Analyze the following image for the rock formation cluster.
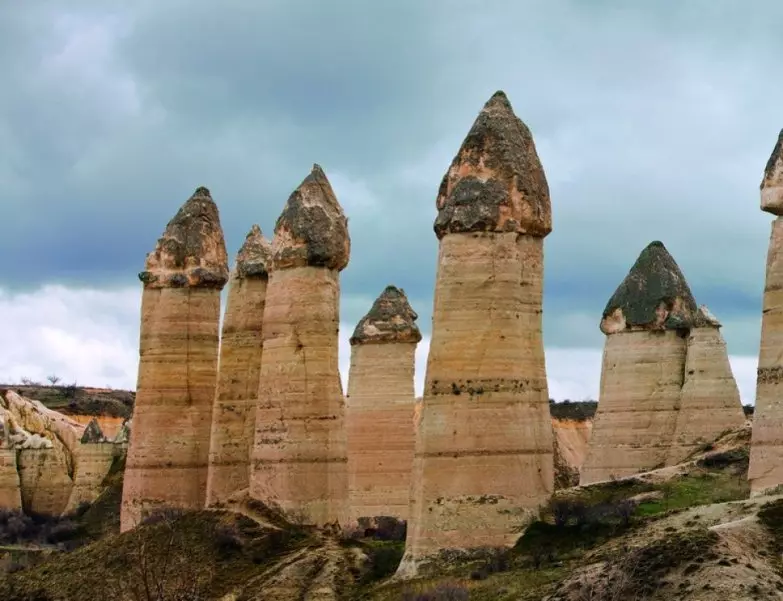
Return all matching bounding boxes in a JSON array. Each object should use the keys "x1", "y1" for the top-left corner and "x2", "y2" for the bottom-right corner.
[
  {"x1": 398, "y1": 91, "x2": 554, "y2": 577},
  {"x1": 121, "y1": 187, "x2": 229, "y2": 531},
  {"x1": 0, "y1": 390, "x2": 124, "y2": 516},
  {"x1": 206, "y1": 225, "x2": 272, "y2": 506},
  {"x1": 250, "y1": 165, "x2": 350, "y2": 526},
  {"x1": 581, "y1": 242, "x2": 744, "y2": 485},
  {"x1": 750, "y1": 130, "x2": 783, "y2": 496},
  {"x1": 346, "y1": 286, "x2": 421, "y2": 522}
]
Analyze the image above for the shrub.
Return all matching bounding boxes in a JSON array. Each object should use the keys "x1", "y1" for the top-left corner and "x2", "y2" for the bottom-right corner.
[
  {"x1": 214, "y1": 523, "x2": 244, "y2": 558},
  {"x1": 402, "y1": 582, "x2": 470, "y2": 601}
]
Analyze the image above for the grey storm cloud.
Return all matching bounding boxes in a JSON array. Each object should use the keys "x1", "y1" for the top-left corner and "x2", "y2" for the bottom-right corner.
[{"x1": 1, "y1": 0, "x2": 782, "y2": 356}]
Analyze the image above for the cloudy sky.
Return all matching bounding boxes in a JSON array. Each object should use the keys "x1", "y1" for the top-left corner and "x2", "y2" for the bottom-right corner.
[{"x1": 0, "y1": 1, "x2": 778, "y2": 402}]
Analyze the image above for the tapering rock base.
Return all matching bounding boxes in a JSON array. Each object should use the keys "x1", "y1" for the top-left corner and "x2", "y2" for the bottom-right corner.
[
  {"x1": 0, "y1": 449, "x2": 22, "y2": 510},
  {"x1": 251, "y1": 266, "x2": 347, "y2": 525},
  {"x1": 65, "y1": 442, "x2": 117, "y2": 513},
  {"x1": 398, "y1": 232, "x2": 553, "y2": 577},
  {"x1": 121, "y1": 287, "x2": 222, "y2": 531},
  {"x1": 18, "y1": 449, "x2": 74, "y2": 516}
]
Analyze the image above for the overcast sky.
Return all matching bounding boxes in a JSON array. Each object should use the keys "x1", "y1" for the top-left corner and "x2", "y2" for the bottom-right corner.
[{"x1": 1, "y1": 1, "x2": 778, "y2": 402}]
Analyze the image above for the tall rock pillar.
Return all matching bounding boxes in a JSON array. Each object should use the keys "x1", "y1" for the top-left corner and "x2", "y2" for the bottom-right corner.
[
  {"x1": 121, "y1": 187, "x2": 228, "y2": 531},
  {"x1": 206, "y1": 225, "x2": 272, "y2": 506},
  {"x1": 250, "y1": 165, "x2": 350, "y2": 526},
  {"x1": 346, "y1": 285, "x2": 421, "y2": 523},
  {"x1": 398, "y1": 91, "x2": 554, "y2": 578},
  {"x1": 580, "y1": 241, "x2": 698, "y2": 485},
  {"x1": 750, "y1": 130, "x2": 783, "y2": 495}
]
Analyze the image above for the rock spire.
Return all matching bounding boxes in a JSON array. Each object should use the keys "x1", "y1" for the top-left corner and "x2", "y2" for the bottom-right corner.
[
  {"x1": 206, "y1": 225, "x2": 272, "y2": 506},
  {"x1": 346, "y1": 286, "x2": 421, "y2": 522},
  {"x1": 251, "y1": 165, "x2": 350, "y2": 526},
  {"x1": 398, "y1": 91, "x2": 554, "y2": 578},
  {"x1": 121, "y1": 187, "x2": 228, "y2": 531}
]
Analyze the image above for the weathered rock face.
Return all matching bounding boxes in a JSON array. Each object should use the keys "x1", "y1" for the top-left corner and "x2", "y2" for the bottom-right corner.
[
  {"x1": 750, "y1": 133, "x2": 783, "y2": 495},
  {"x1": 399, "y1": 92, "x2": 554, "y2": 578},
  {"x1": 0, "y1": 416, "x2": 21, "y2": 510},
  {"x1": 251, "y1": 165, "x2": 350, "y2": 526},
  {"x1": 552, "y1": 417, "x2": 593, "y2": 489},
  {"x1": 666, "y1": 307, "x2": 745, "y2": 464},
  {"x1": 346, "y1": 286, "x2": 421, "y2": 522},
  {"x1": 582, "y1": 243, "x2": 743, "y2": 485},
  {"x1": 206, "y1": 225, "x2": 272, "y2": 506},
  {"x1": 64, "y1": 420, "x2": 117, "y2": 513},
  {"x1": 121, "y1": 187, "x2": 228, "y2": 531}
]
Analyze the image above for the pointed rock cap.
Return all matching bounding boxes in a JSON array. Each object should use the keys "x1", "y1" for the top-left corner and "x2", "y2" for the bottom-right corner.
[
  {"x1": 434, "y1": 91, "x2": 551, "y2": 240},
  {"x1": 272, "y1": 164, "x2": 350, "y2": 271},
  {"x1": 762, "y1": 129, "x2": 783, "y2": 215},
  {"x1": 600, "y1": 241, "x2": 698, "y2": 335},
  {"x1": 139, "y1": 186, "x2": 229, "y2": 289},
  {"x1": 350, "y1": 285, "x2": 422, "y2": 345},
  {"x1": 80, "y1": 418, "x2": 105, "y2": 444},
  {"x1": 693, "y1": 304, "x2": 722, "y2": 328},
  {"x1": 235, "y1": 224, "x2": 272, "y2": 279}
]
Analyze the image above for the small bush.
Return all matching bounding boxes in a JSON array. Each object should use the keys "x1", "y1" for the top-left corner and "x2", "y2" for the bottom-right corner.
[
  {"x1": 214, "y1": 523, "x2": 244, "y2": 558},
  {"x1": 402, "y1": 582, "x2": 470, "y2": 601}
]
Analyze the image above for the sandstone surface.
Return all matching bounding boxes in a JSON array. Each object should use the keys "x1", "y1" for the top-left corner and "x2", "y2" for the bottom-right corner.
[
  {"x1": 251, "y1": 165, "x2": 350, "y2": 526},
  {"x1": 121, "y1": 187, "x2": 229, "y2": 531},
  {"x1": 666, "y1": 306, "x2": 745, "y2": 464},
  {"x1": 64, "y1": 420, "x2": 117, "y2": 512},
  {"x1": 0, "y1": 448, "x2": 21, "y2": 510},
  {"x1": 206, "y1": 225, "x2": 272, "y2": 506},
  {"x1": 346, "y1": 285, "x2": 421, "y2": 522},
  {"x1": 399, "y1": 91, "x2": 554, "y2": 578},
  {"x1": 750, "y1": 133, "x2": 783, "y2": 495}
]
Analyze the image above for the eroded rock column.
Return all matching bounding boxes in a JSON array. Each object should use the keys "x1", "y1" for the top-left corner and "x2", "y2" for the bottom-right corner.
[
  {"x1": 750, "y1": 130, "x2": 783, "y2": 495},
  {"x1": 346, "y1": 286, "x2": 421, "y2": 522},
  {"x1": 251, "y1": 165, "x2": 350, "y2": 526},
  {"x1": 580, "y1": 241, "x2": 698, "y2": 485},
  {"x1": 121, "y1": 187, "x2": 228, "y2": 531},
  {"x1": 64, "y1": 419, "x2": 117, "y2": 513},
  {"x1": 398, "y1": 91, "x2": 554, "y2": 578},
  {"x1": 206, "y1": 225, "x2": 272, "y2": 506},
  {"x1": 666, "y1": 306, "x2": 745, "y2": 465}
]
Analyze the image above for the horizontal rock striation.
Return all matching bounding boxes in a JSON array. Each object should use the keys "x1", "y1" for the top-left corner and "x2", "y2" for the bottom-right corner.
[
  {"x1": 65, "y1": 420, "x2": 117, "y2": 513},
  {"x1": 251, "y1": 165, "x2": 350, "y2": 526},
  {"x1": 346, "y1": 286, "x2": 421, "y2": 522},
  {"x1": 206, "y1": 225, "x2": 272, "y2": 506},
  {"x1": 122, "y1": 187, "x2": 228, "y2": 531},
  {"x1": 399, "y1": 92, "x2": 554, "y2": 578}
]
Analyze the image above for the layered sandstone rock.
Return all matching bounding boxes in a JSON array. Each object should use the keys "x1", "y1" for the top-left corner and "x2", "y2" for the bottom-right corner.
[
  {"x1": 552, "y1": 417, "x2": 594, "y2": 488},
  {"x1": 580, "y1": 242, "x2": 699, "y2": 485},
  {"x1": 121, "y1": 187, "x2": 229, "y2": 531},
  {"x1": 666, "y1": 306, "x2": 745, "y2": 464},
  {"x1": 0, "y1": 412, "x2": 21, "y2": 510},
  {"x1": 346, "y1": 286, "x2": 421, "y2": 522},
  {"x1": 750, "y1": 131, "x2": 783, "y2": 495},
  {"x1": 64, "y1": 420, "x2": 117, "y2": 512},
  {"x1": 251, "y1": 165, "x2": 350, "y2": 526},
  {"x1": 206, "y1": 225, "x2": 272, "y2": 506},
  {"x1": 399, "y1": 91, "x2": 554, "y2": 578}
]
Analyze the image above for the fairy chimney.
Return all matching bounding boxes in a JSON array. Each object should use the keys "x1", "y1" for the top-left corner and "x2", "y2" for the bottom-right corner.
[
  {"x1": 206, "y1": 225, "x2": 272, "y2": 506},
  {"x1": 750, "y1": 131, "x2": 783, "y2": 495},
  {"x1": 397, "y1": 91, "x2": 554, "y2": 578},
  {"x1": 580, "y1": 241, "x2": 698, "y2": 485},
  {"x1": 346, "y1": 285, "x2": 421, "y2": 522},
  {"x1": 250, "y1": 165, "x2": 350, "y2": 526},
  {"x1": 121, "y1": 186, "x2": 228, "y2": 531},
  {"x1": 666, "y1": 306, "x2": 745, "y2": 464}
]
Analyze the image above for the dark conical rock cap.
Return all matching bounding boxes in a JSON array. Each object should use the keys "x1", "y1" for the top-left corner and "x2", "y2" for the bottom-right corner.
[
  {"x1": 272, "y1": 164, "x2": 350, "y2": 271},
  {"x1": 761, "y1": 129, "x2": 783, "y2": 215},
  {"x1": 139, "y1": 186, "x2": 229, "y2": 289},
  {"x1": 600, "y1": 241, "x2": 698, "y2": 335},
  {"x1": 80, "y1": 418, "x2": 105, "y2": 444},
  {"x1": 434, "y1": 90, "x2": 551, "y2": 239},
  {"x1": 235, "y1": 224, "x2": 272, "y2": 279},
  {"x1": 350, "y1": 285, "x2": 422, "y2": 345},
  {"x1": 693, "y1": 304, "x2": 722, "y2": 329}
]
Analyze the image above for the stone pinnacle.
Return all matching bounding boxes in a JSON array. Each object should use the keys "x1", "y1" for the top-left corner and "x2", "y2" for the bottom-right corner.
[
  {"x1": 350, "y1": 285, "x2": 422, "y2": 345},
  {"x1": 761, "y1": 129, "x2": 783, "y2": 215},
  {"x1": 80, "y1": 418, "x2": 105, "y2": 444},
  {"x1": 235, "y1": 224, "x2": 272, "y2": 279},
  {"x1": 600, "y1": 241, "x2": 698, "y2": 335},
  {"x1": 693, "y1": 305, "x2": 722, "y2": 328},
  {"x1": 272, "y1": 164, "x2": 351, "y2": 271},
  {"x1": 434, "y1": 90, "x2": 551, "y2": 239},
  {"x1": 139, "y1": 186, "x2": 229, "y2": 289}
]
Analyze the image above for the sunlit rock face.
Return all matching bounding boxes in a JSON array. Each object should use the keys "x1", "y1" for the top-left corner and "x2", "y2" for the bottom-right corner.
[
  {"x1": 398, "y1": 91, "x2": 554, "y2": 578},
  {"x1": 206, "y1": 225, "x2": 272, "y2": 507},
  {"x1": 346, "y1": 286, "x2": 421, "y2": 523},
  {"x1": 751, "y1": 130, "x2": 783, "y2": 496},
  {"x1": 121, "y1": 187, "x2": 228, "y2": 531},
  {"x1": 250, "y1": 165, "x2": 350, "y2": 526}
]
